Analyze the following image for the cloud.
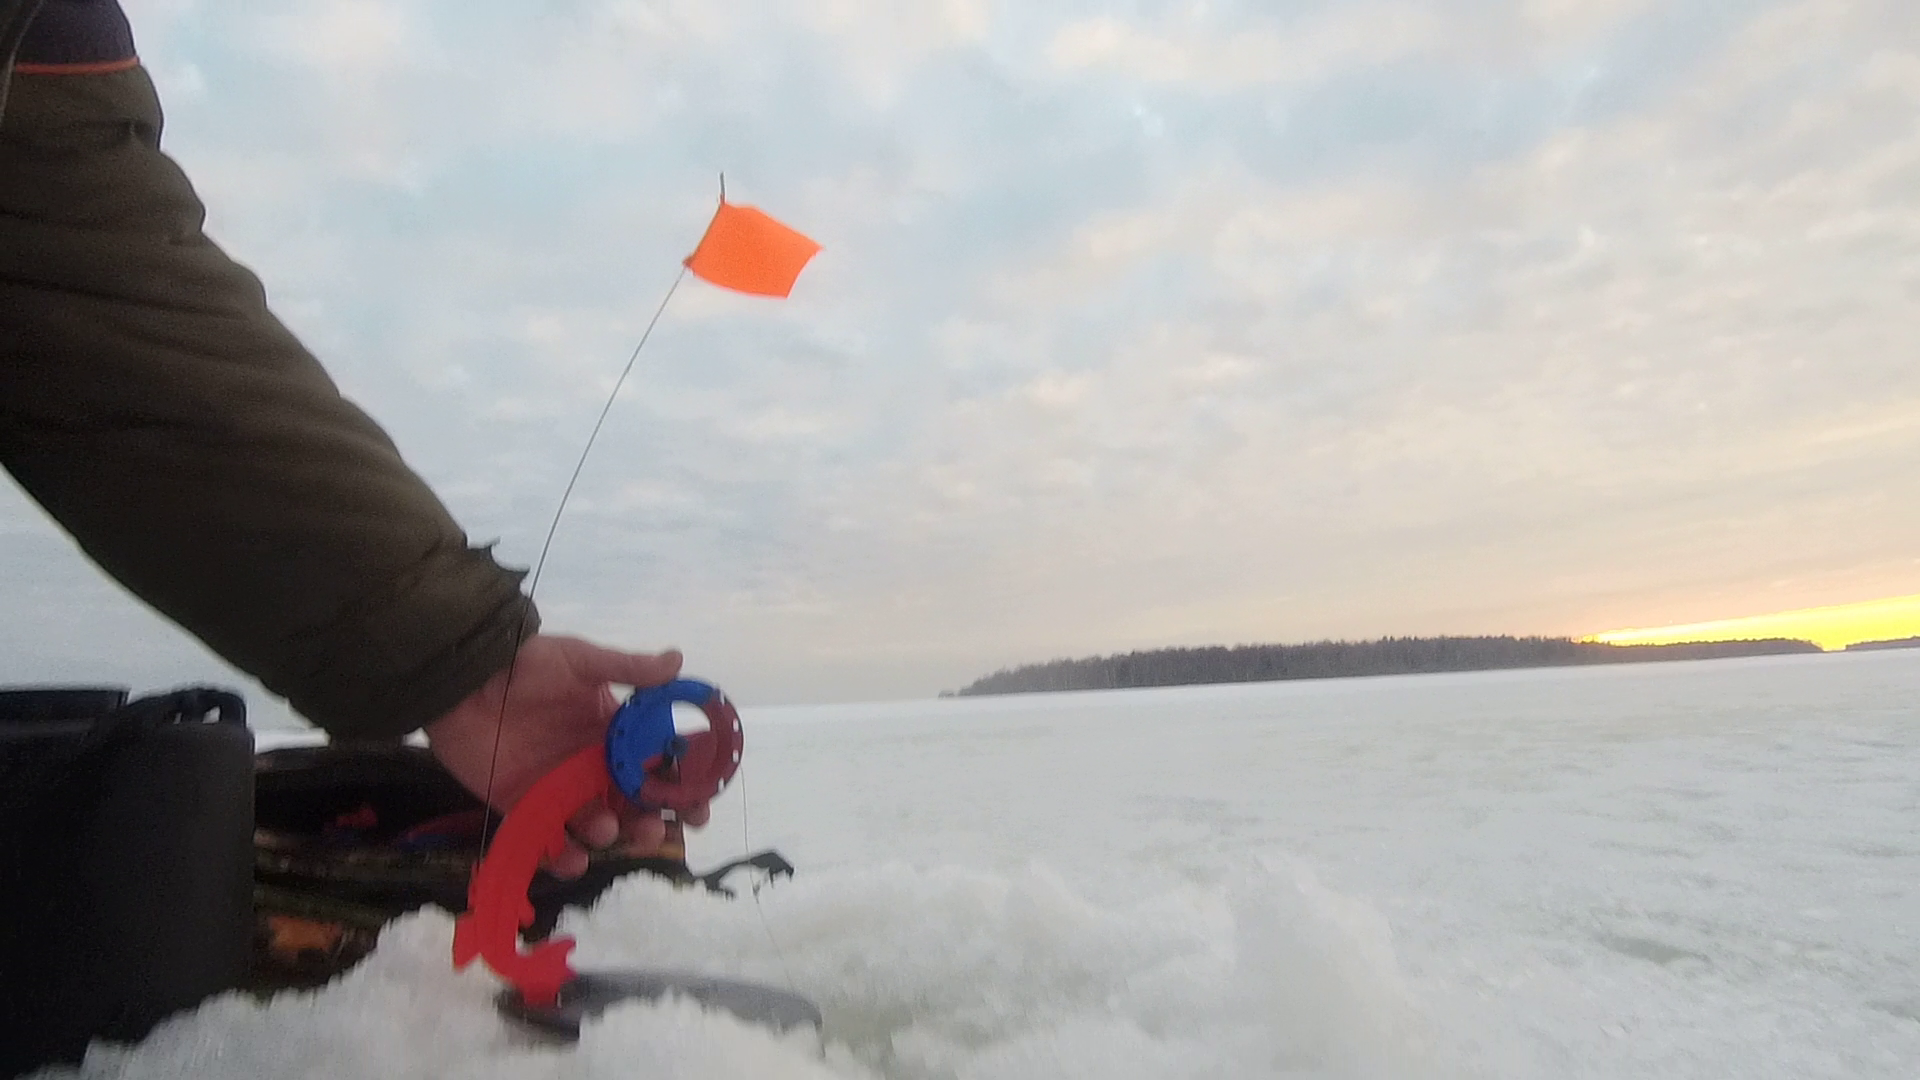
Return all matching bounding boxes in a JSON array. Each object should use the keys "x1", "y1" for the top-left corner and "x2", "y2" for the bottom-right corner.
[
  {"x1": 251, "y1": 1, "x2": 416, "y2": 74},
  {"x1": 1048, "y1": 6, "x2": 1448, "y2": 89},
  {"x1": 5, "y1": 0, "x2": 1913, "y2": 710}
]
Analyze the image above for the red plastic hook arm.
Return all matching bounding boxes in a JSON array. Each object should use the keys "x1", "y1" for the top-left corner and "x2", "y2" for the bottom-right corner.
[{"x1": 451, "y1": 744, "x2": 610, "y2": 1006}]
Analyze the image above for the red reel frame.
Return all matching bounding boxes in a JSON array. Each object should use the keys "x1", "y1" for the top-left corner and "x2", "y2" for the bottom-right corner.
[{"x1": 451, "y1": 681, "x2": 743, "y2": 1006}]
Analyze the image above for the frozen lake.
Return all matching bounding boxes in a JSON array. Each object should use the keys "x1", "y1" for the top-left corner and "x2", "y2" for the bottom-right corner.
[{"x1": 57, "y1": 648, "x2": 1920, "y2": 1079}]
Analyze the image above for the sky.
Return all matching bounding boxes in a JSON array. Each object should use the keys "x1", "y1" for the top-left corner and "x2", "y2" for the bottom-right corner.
[
  {"x1": 2, "y1": 0, "x2": 1918, "y2": 719},
  {"x1": 1592, "y1": 592, "x2": 1920, "y2": 649}
]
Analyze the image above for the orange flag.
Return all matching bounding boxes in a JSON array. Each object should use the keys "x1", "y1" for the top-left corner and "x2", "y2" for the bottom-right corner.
[{"x1": 684, "y1": 200, "x2": 821, "y2": 298}]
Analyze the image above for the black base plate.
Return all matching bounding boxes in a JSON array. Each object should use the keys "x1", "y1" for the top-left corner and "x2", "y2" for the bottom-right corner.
[{"x1": 497, "y1": 970, "x2": 822, "y2": 1040}]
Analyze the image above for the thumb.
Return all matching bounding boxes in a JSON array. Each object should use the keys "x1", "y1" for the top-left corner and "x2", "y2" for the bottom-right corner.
[{"x1": 559, "y1": 638, "x2": 684, "y2": 688}]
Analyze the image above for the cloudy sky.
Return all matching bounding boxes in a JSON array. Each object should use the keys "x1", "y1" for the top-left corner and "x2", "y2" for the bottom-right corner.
[{"x1": 3, "y1": 0, "x2": 1918, "y2": 718}]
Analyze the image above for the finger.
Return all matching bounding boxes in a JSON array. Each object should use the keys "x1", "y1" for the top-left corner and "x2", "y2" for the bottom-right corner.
[
  {"x1": 545, "y1": 839, "x2": 590, "y2": 880},
  {"x1": 561, "y1": 640, "x2": 684, "y2": 689},
  {"x1": 678, "y1": 802, "x2": 711, "y2": 828},
  {"x1": 568, "y1": 803, "x2": 620, "y2": 850},
  {"x1": 616, "y1": 812, "x2": 668, "y2": 852}
]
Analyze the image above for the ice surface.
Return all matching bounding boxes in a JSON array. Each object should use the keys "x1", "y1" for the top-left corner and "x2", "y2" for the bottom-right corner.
[{"x1": 43, "y1": 650, "x2": 1920, "y2": 1079}]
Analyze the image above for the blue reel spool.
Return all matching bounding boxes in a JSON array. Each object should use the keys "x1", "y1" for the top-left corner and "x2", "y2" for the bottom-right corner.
[{"x1": 604, "y1": 678, "x2": 727, "y2": 805}]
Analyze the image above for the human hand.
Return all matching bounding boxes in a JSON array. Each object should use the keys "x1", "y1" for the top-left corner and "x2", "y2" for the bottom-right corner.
[{"x1": 423, "y1": 634, "x2": 712, "y2": 878}]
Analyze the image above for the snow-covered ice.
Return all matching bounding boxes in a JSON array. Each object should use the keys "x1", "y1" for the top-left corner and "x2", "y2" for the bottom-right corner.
[{"x1": 43, "y1": 648, "x2": 1920, "y2": 1079}]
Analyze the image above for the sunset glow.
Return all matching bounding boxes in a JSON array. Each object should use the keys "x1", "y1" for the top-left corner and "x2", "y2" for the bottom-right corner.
[{"x1": 1590, "y1": 594, "x2": 1920, "y2": 651}]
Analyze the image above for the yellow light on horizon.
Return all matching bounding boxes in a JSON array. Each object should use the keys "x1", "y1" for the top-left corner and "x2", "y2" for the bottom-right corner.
[{"x1": 1589, "y1": 593, "x2": 1920, "y2": 651}]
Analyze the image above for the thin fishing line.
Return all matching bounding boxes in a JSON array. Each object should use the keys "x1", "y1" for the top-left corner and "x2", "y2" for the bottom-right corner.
[
  {"x1": 739, "y1": 764, "x2": 800, "y2": 993},
  {"x1": 0, "y1": 0, "x2": 50, "y2": 124},
  {"x1": 475, "y1": 265, "x2": 689, "y2": 854}
]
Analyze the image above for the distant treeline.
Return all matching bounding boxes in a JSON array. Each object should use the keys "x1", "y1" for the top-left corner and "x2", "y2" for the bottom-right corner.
[
  {"x1": 1844, "y1": 636, "x2": 1920, "y2": 652},
  {"x1": 948, "y1": 635, "x2": 1822, "y2": 697}
]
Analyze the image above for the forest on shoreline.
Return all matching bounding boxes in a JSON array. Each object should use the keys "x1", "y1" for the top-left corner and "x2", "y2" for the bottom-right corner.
[{"x1": 948, "y1": 635, "x2": 1822, "y2": 697}]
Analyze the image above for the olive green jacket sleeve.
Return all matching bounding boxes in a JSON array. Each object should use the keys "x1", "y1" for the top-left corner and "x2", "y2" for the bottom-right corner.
[{"x1": 0, "y1": 66, "x2": 537, "y2": 740}]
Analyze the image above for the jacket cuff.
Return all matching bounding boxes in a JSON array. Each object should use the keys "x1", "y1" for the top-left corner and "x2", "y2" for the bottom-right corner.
[{"x1": 280, "y1": 547, "x2": 541, "y2": 741}]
